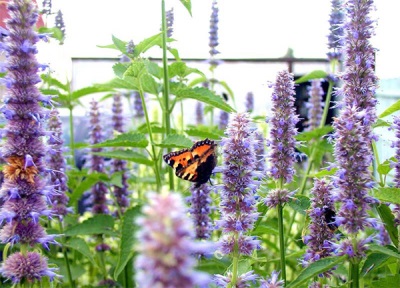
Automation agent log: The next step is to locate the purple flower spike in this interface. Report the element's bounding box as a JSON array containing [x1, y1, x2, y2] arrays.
[[327, 0, 345, 61], [135, 192, 212, 288], [55, 10, 66, 41], [188, 183, 212, 239], [214, 271, 258, 288], [89, 99, 109, 214], [209, 0, 220, 58], [111, 94, 129, 215], [0, 0, 60, 281], [303, 179, 335, 275], [47, 110, 70, 219], [392, 116, 400, 225], [166, 8, 174, 38], [132, 91, 144, 118], [195, 102, 204, 125], [306, 80, 324, 131], [219, 111, 229, 130], [254, 131, 266, 173], [267, 70, 299, 184], [0, 252, 59, 283], [218, 113, 261, 258], [245, 92, 254, 113]]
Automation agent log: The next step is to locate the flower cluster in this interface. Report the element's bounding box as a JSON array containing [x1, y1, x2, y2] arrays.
[[219, 110, 229, 130], [267, 70, 299, 184], [195, 101, 203, 125], [215, 271, 258, 288], [166, 8, 174, 38], [132, 91, 144, 118], [188, 183, 212, 239], [135, 192, 212, 288], [216, 113, 261, 285], [89, 99, 109, 214], [327, 0, 345, 61], [47, 110, 71, 219], [392, 116, 400, 224], [303, 179, 335, 272], [245, 92, 254, 113], [0, 0, 59, 283], [55, 10, 66, 41], [111, 94, 129, 215], [260, 271, 284, 288], [306, 80, 324, 130], [254, 131, 266, 173]]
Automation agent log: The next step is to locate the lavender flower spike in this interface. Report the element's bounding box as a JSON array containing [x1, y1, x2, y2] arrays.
[[306, 80, 324, 131], [135, 192, 212, 288], [392, 116, 400, 225], [111, 94, 129, 215], [218, 113, 261, 254], [209, 0, 220, 58], [188, 183, 212, 239], [245, 92, 254, 113], [303, 179, 335, 274], [47, 110, 71, 219], [89, 99, 109, 214], [260, 271, 284, 288], [0, 0, 59, 282], [327, 0, 345, 61], [267, 70, 299, 184]]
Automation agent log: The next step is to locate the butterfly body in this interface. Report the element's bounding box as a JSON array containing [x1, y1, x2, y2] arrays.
[[163, 138, 217, 186]]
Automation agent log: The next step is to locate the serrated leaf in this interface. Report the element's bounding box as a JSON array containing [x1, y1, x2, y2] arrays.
[[92, 150, 153, 166], [169, 62, 205, 79], [140, 73, 159, 95], [295, 70, 328, 84], [41, 74, 68, 91], [373, 187, 400, 205], [286, 256, 347, 288], [64, 238, 97, 267], [69, 173, 104, 203], [134, 33, 166, 57], [311, 167, 337, 178], [159, 134, 193, 148], [168, 47, 181, 60], [379, 99, 400, 118], [179, 0, 192, 16], [145, 61, 162, 79], [171, 84, 235, 113], [113, 62, 129, 78], [288, 195, 310, 215], [368, 244, 400, 260], [114, 206, 141, 279], [361, 252, 390, 275], [375, 203, 398, 247], [374, 118, 391, 128], [296, 126, 333, 141], [64, 214, 116, 236], [112, 35, 127, 54], [378, 158, 395, 176], [92, 132, 148, 148], [124, 60, 146, 78], [98, 77, 139, 90], [185, 128, 223, 139]]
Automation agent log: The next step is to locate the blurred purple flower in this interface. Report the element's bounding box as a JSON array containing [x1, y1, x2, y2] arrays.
[[327, 0, 345, 61], [89, 99, 109, 214], [219, 111, 229, 130], [41, 0, 51, 15], [392, 116, 400, 225], [166, 8, 174, 38], [111, 94, 129, 215], [209, 0, 220, 58], [188, 183, 212, 239], [254, 131, 266, 173], [55, 10, 65, 41], [135, 192, 213, 288], [214, 271, 258, 288], [267, 70, 299, 184], [306, 80, 324, 131], [245, 92, 254, 113], [260, 271, 284, 288], [132, 91, 144, 118], [47, 110, 71, 219], [195, 102, 204, 125]]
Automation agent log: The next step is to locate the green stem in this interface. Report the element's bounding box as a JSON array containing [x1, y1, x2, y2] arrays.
[[278, 203, 287, 286], [161, 0, 174, 191], [229, 232, 240, 288], [138, 89, 162, 191], [372, 140, 383, 186], [349, 260, 360, 288], [58, 220, 75, 288]]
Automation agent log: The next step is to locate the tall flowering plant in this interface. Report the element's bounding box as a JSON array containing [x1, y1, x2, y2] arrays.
[[0, 0, 59, 284]]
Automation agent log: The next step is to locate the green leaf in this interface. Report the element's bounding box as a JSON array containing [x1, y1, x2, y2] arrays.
[[286, 256, 347, 288], [179, 0, 192, 16], [71, 86, 112, 101], [38, 26, 64, 43], [112, 34, 127, 54], [169, 61, 205, 79], [376, 203, 398, 247], [140, 73, 160, 95], [374, 118, 391, 128], [288, 195, 310, 215], [295, 70, 328, 84], [92, 150, 153, 166], [64, 214, 116, 236], [134, 33, 167, 57], [69, 174, 103, 203], [372, 275, 400, 287], [114, 206, 141, 279], [185, 127, 223, 140], [368, 244, 400, 260], [168, 47, 181, 60], [379, 99, 400, 118], [41, 74, 69, 91], [377, 158, 395, 176], [158, 134, 193, 148], [92, 132, 148, 148], [218, 80, 235, 104], [373, 187, 400, 205], [64, 238, 97, 267], [311, 167, 337, 178], [172, 84, 235, 113], [98, 77, 139, 90], [113, 62, 129, 78], [362, 252, 391, 275], [145, 61, 162, 79], [296, 126, 333, 141]]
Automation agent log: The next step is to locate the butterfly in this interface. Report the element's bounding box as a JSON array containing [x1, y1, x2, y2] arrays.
[[163, 138, 217, 186]]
